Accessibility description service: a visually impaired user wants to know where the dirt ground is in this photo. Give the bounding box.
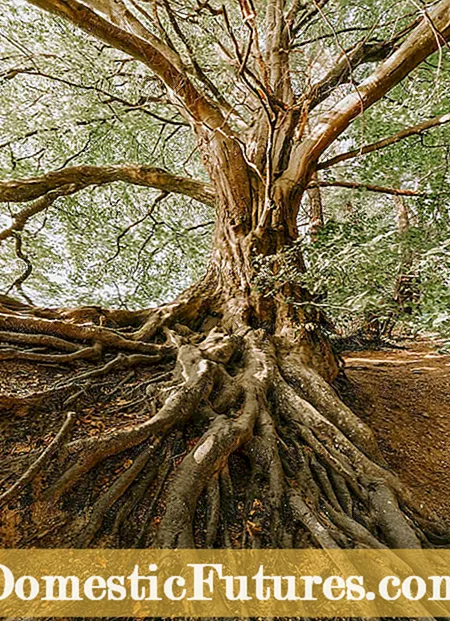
[341,337,450,525]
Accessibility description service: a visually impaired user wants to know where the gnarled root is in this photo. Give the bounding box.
[0,306,447,552]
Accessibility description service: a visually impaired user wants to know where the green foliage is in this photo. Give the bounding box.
[0,184,212,309]
[414,238,450,336]
[0,0,212,309]
[255,195,450,339]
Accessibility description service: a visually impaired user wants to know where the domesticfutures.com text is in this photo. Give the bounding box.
[2,562,450,604]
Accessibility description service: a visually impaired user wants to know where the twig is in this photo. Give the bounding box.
[308,179,424,196]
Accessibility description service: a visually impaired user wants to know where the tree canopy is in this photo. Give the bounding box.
[1,0,450,335]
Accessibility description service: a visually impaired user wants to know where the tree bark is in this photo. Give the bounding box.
[308,171,325,241]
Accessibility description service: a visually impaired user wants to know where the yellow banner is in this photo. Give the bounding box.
[1,549,450,617]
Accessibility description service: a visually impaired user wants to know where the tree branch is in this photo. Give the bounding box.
[161,0,239,120]
[308,38,399,110]
[7,233,34,302]
[0,193,59,242]
[318,112,450,169]
[281,0,450,198]
[0,165,215,244]
[25,0,224,128]
[265,0,292,101]
[309,180,424,196]
[26,0,253,226]
[2,67,186,126]
[0,165,215,206]
[288,0,331,37]
[305,17,420,110]
[84,0,186,73]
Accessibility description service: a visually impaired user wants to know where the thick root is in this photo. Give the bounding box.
[0,312,175,356]
[1,311,447,552]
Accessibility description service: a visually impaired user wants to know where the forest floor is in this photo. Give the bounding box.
[340,337,450,525]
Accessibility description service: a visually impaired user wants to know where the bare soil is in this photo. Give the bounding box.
[341,337,450,525]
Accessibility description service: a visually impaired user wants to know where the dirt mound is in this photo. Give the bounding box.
[341,338,450,524]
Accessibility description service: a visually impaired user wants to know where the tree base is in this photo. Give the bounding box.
[0,295,447,551]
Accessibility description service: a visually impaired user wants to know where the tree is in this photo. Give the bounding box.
[1,0,450,550]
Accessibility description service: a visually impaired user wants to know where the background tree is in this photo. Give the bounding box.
[1,0,450,549]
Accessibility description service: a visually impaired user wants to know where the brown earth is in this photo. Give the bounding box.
[341,337,450,525]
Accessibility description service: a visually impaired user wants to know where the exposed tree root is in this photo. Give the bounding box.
[0,312,175,356]
[0,343,102,364]
[136,444,173,547]
[109,442,163,542]
[1,299,448,556]
[75,442,155,547]
[205,476,221,547]
[131,275,218,342]
[0,411,74,507]
[288,488,340,549]
[369,481,422,548]
[0,330,81,351]
[0,388,64,416]
[56,352,164,384]
[40,344,217,502]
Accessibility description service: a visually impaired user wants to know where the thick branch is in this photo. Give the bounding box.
[84,0,186,73]
[282,0,450,197]
[25,0,224,128]
[0,164,215,206]
[0,194,57,242]
[318,112,450,169]
[307,17,420,110]
[308,39,397,110]
[0,165,214,243]
[309,180,424,196]
[265,0,293,101]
